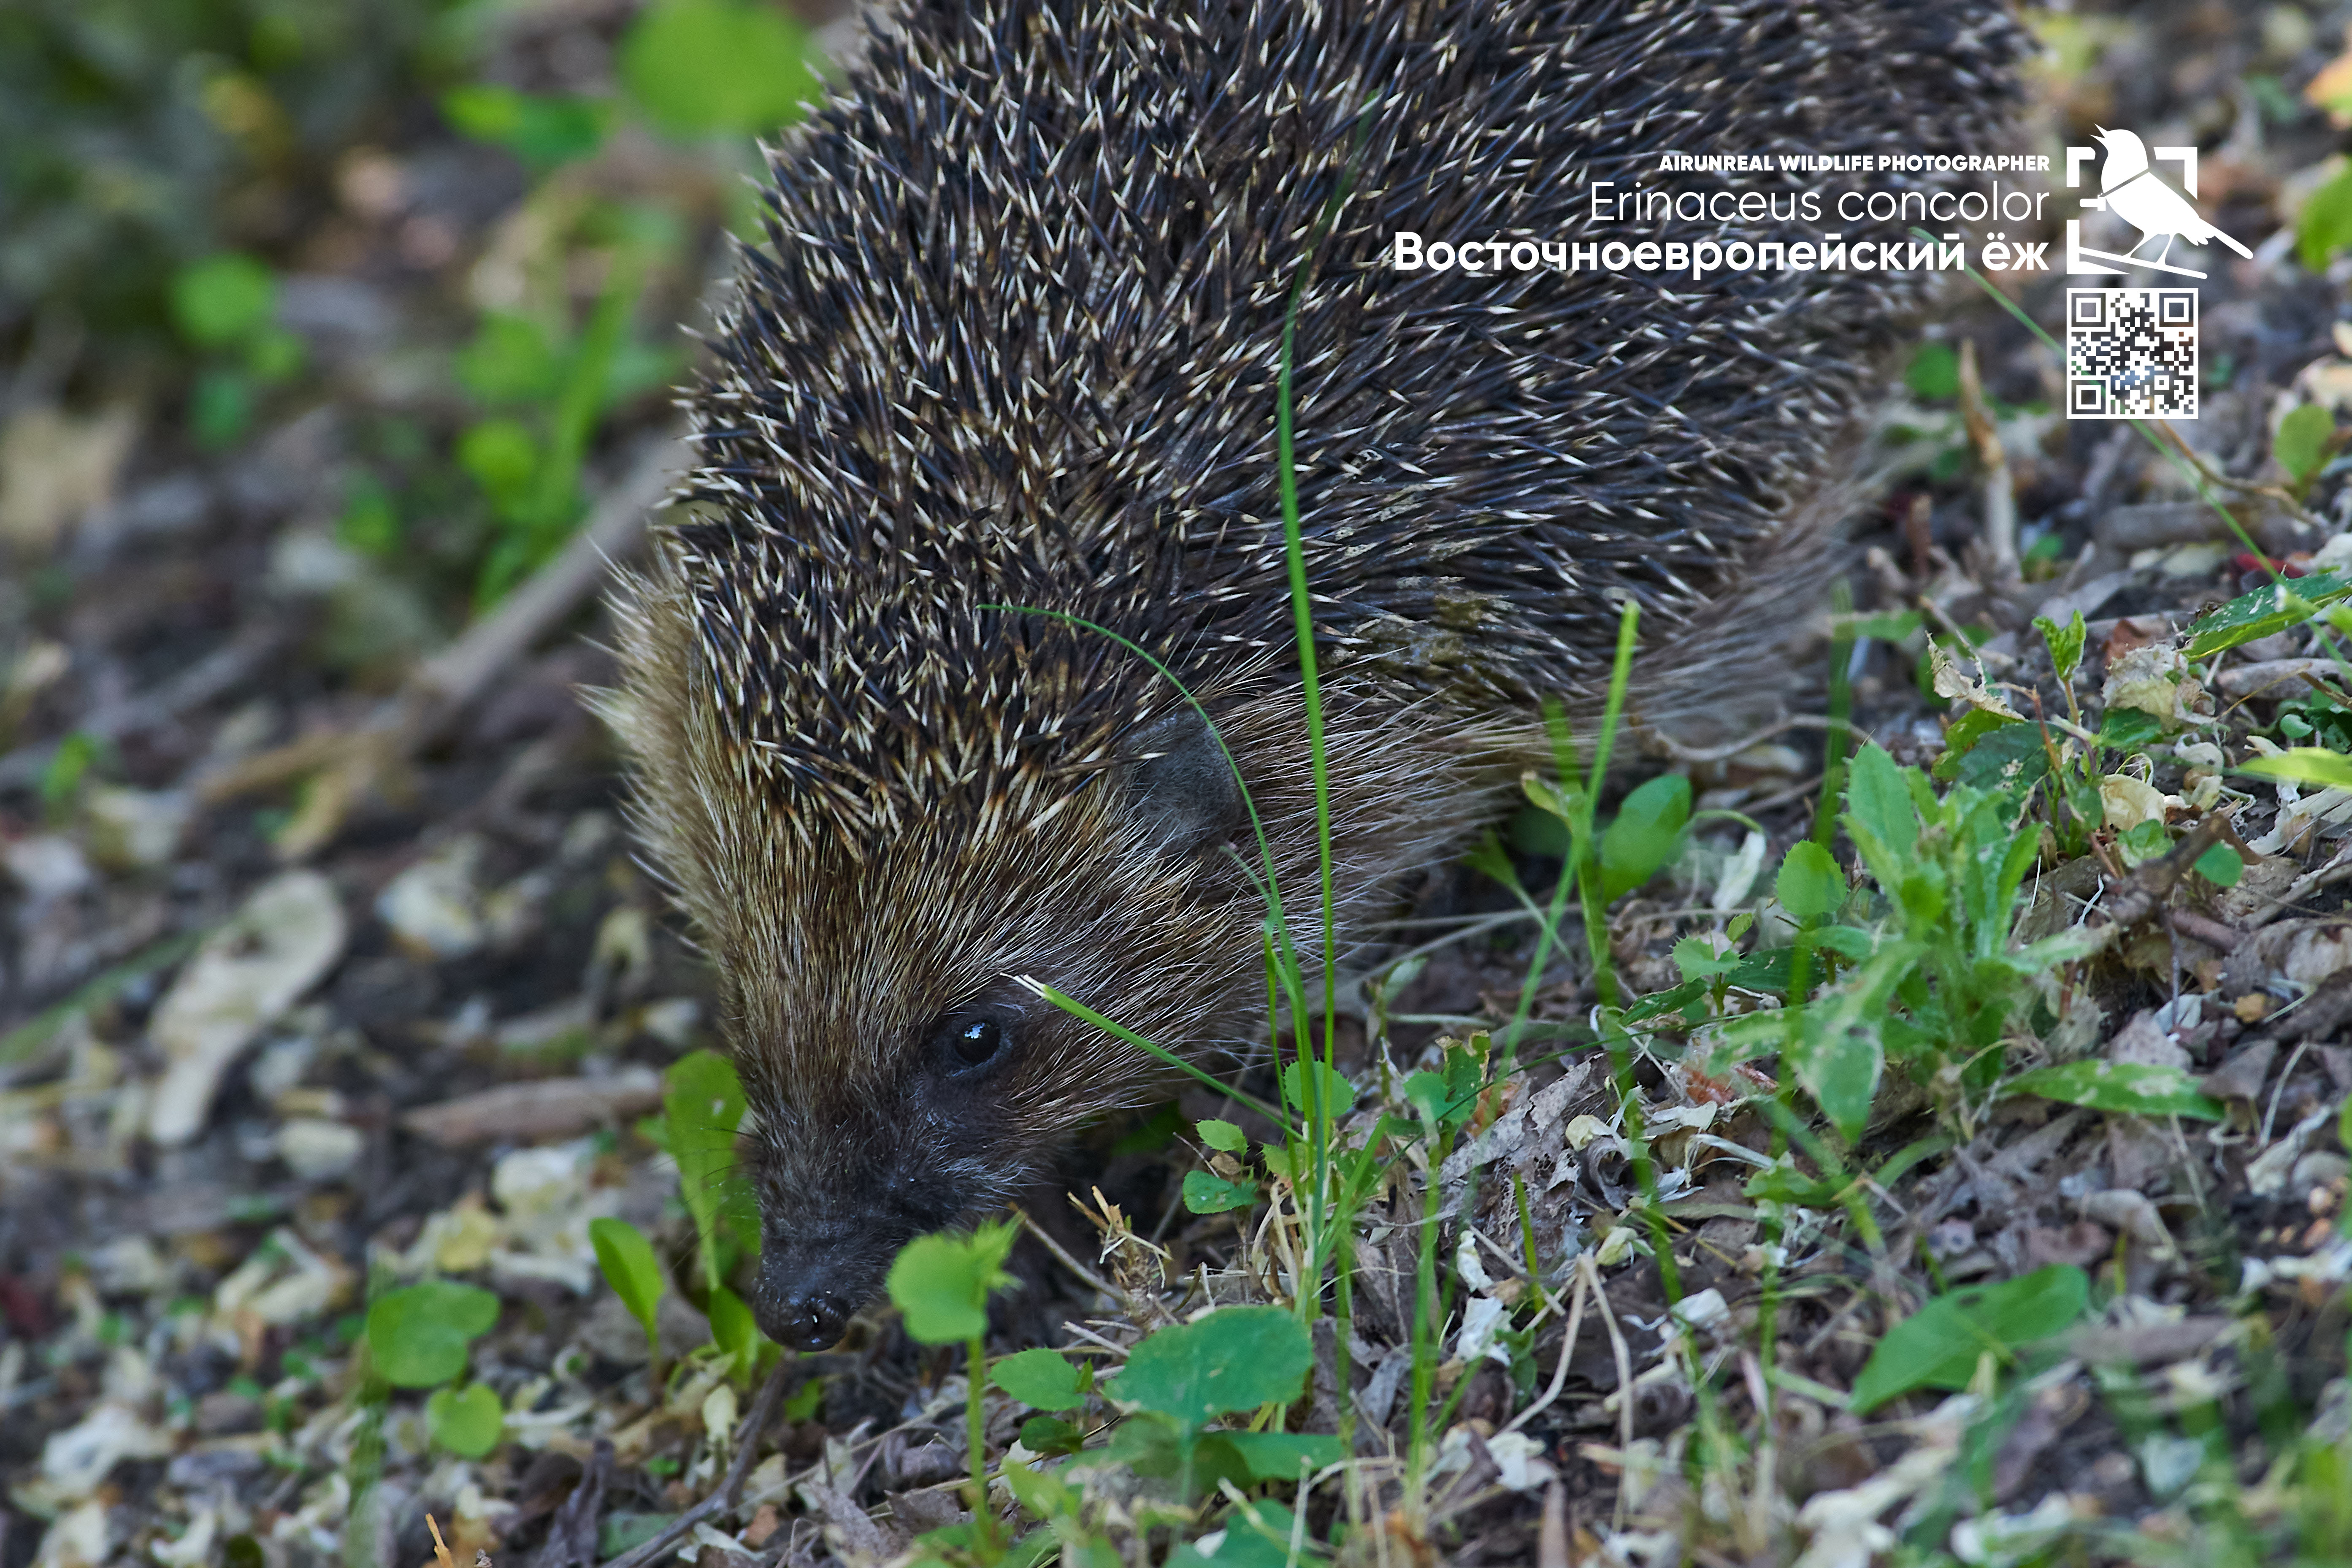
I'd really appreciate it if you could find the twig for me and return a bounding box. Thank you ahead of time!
[1584,1253,1635,1529]
[2249,839,2352,929]
[0,623,287,789]
[599,1360,790,1568]
[1011,1206,1129,1309]
[1501,1264,1589,1435]
[2096,811,2236,934]
[1957,340,2016,575]
[197,427,682,856]
[2167,908,2244,954]
[2152,420,2330,535]
[411,430,679,723]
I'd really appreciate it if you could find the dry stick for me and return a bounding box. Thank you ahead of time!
[599,1360,790,1568]
[1499,1263,1590,1436]
[1537,1480,1571,1568]
[1956,339,2016,576]
[2096,810,2236,934]
[1011,1206,1130,1310]
[199,426,682,841]
[0,621,287,789]
[2249,838,2352,928]
[2151,418,2332,535]
[1584,1251,1636,1530]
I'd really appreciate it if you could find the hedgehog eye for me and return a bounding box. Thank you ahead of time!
[934,1013,1008,1071]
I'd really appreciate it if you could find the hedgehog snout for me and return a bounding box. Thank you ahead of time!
[753,1219,903,1351]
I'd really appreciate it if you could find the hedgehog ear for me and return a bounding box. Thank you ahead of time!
[1118,706,1245,858]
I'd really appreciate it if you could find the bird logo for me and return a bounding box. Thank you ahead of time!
[2066,128,2248,279]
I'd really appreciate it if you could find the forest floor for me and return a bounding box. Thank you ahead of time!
[4,2,2352,1566]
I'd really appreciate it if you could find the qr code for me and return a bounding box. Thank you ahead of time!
[2066,288,2197,420]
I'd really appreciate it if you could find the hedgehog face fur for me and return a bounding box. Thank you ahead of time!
[603,0,2025,1348]
[605,571,1455,1346]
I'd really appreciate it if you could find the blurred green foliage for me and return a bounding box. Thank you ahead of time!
[171,252,305,445]
[620,0,816,138]
[7,0,823,619]
[0,0,467,352]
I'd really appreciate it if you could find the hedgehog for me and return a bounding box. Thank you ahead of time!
[600,0,2027,1350]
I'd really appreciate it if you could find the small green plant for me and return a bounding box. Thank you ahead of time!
[2274,403,2341,493]
[619,0,818,140]
[362,1278,504,1457]
[441,85,611,171]
[1672,745,2104,1145]
[592,1048,775,1390]
[1847,1264,2089,1412]
[2298,164,2352,273]
[171,253,306,448]
[888,1220,1023,1563]
[589,1214,666,1364]
[452,214,678,605]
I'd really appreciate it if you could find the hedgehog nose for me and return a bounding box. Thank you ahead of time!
[760,1286,853,1351]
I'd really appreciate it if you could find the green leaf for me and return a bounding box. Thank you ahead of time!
[456,312,563,406]
[1796,1015,1882,1145]
[2005,1060,2225,1120]
[172,255,276,348]
[1520,773,1584,823]
[1671,936,1737,984]
[1222,1430,1347,1481]
[1775,840,1846,920]
[663,1048,754,1293]
[1840,609,1925,643]
[458,418,541,512]
[1280,1060,1353,1121]
[2298,167,2352,272]
[1745,1162,1851,1209]
[1846,745,1922,865]
[1109,1306,1312,1432]
[620,0,817,138]
[2118,818,2170,866]
[1599,774,1692,902]
[365,1281,501,1389]
[1015,1414,1084,1458]
[189,369,254,449]
[1196,1118,1246,1154]
[1906,341,1960,401]
[1181,1170,1260,1215]
[1931,707,2024,783]
[440,85,607,169]
[2238,747,2352,790]
[885,1221,1018,1345]
[587,1218,665,1349]
[706,1283,761,1367]
[1950,722,2051,802]
[243,325,304,383]
[1849,1266,2091,1413]
[425,1382,504,1458]
[1168,1503,1312,1568]
[1400,1070,1452,1127]
[992,1348,1088,1411]
[999,1456,1079,1519]
[2276,404,2337,486]
[2096,705,2167,754]
[2033,611,2087,684]
[2183,572,2350,660]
